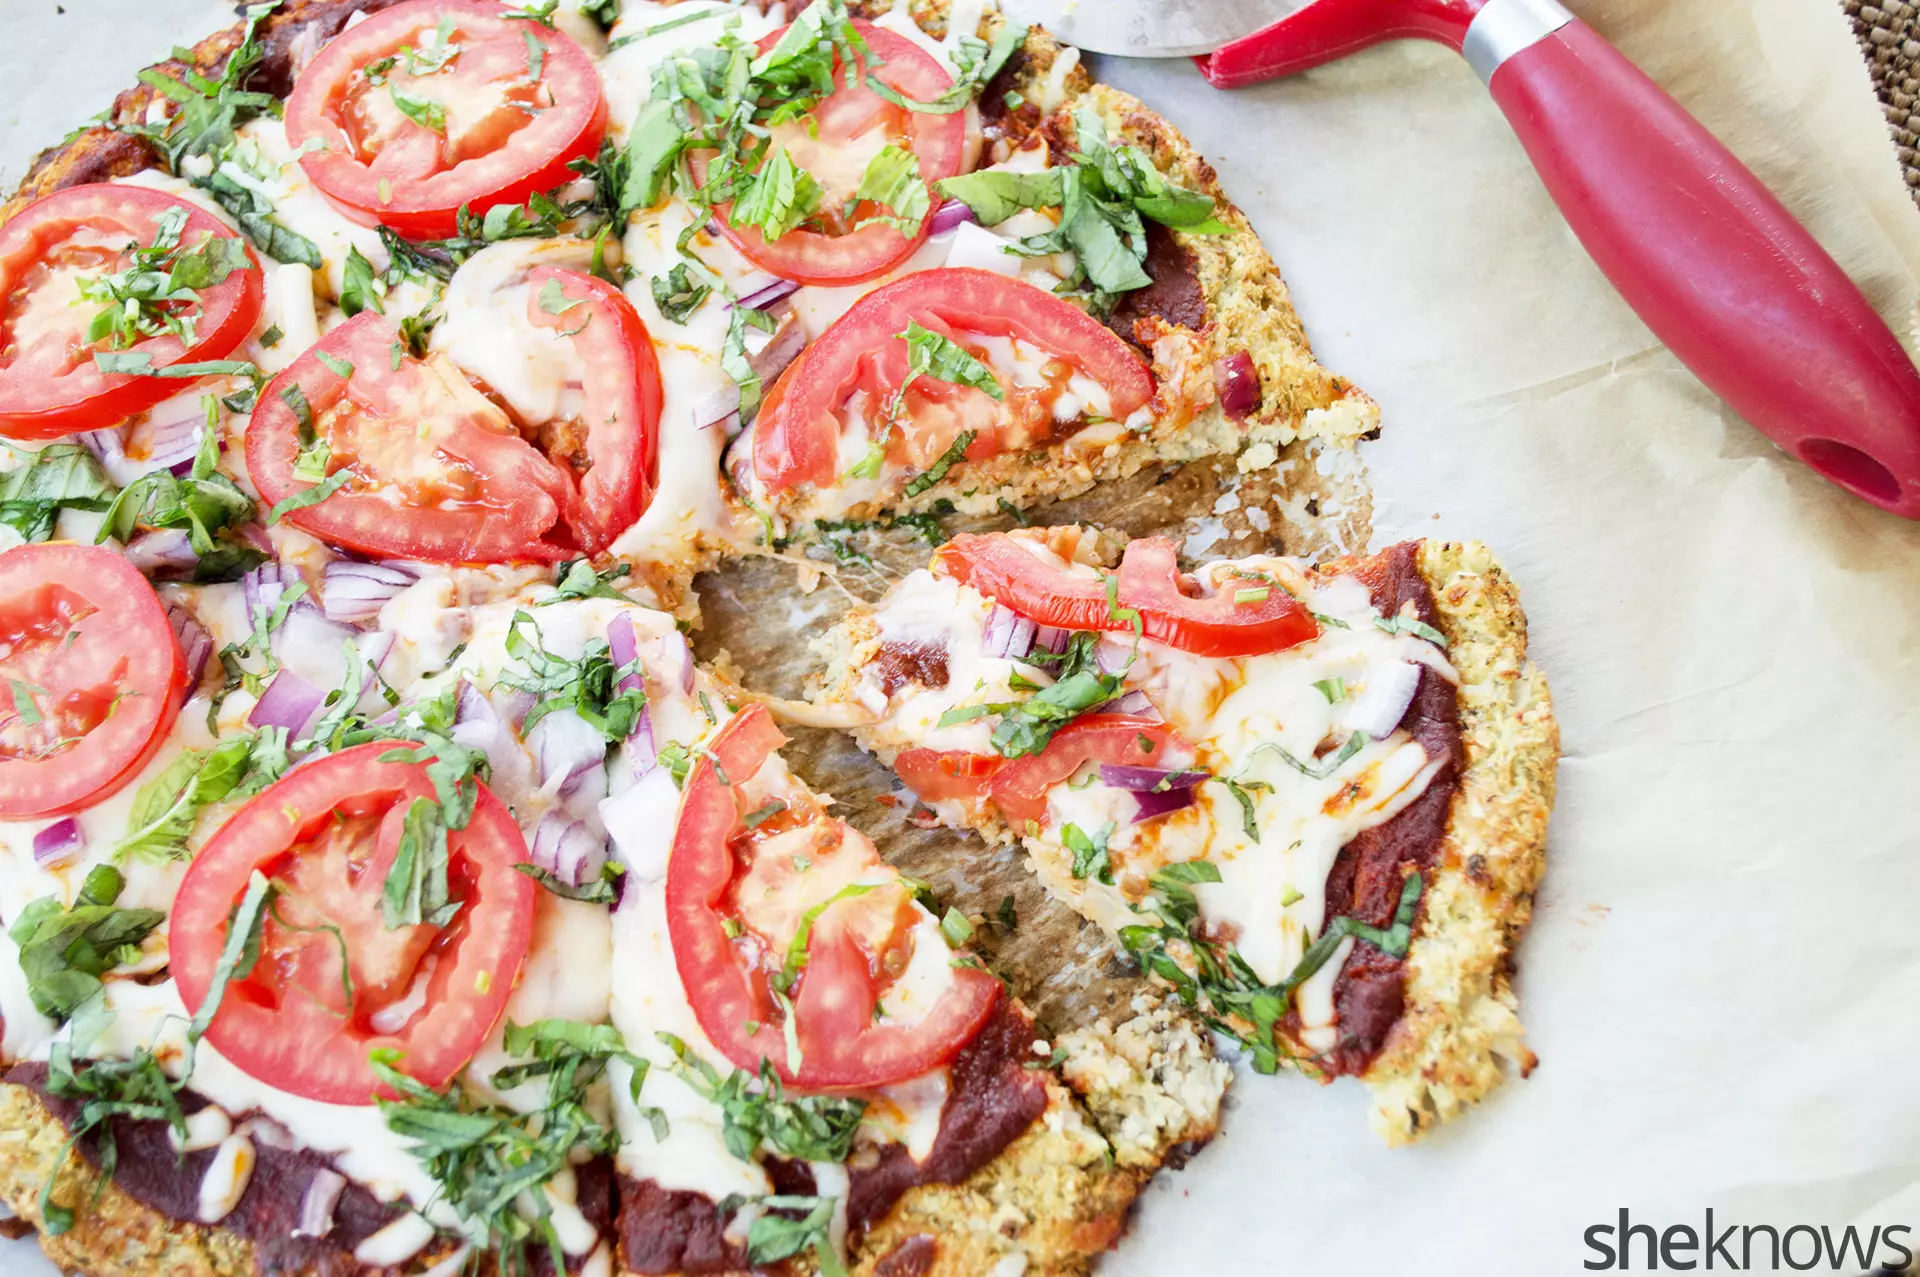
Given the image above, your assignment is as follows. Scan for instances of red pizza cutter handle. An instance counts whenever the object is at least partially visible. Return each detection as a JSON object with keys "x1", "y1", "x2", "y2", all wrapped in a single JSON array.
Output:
[{"x1": 1197, "y1": 0, "x2": 1920, "y2": 518}]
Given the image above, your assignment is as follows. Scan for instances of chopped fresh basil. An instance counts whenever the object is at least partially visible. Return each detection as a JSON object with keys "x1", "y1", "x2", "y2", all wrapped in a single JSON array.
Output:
[
  {"x1": 0, "y1": 444, "x2": 115, "y2": 543},
  {"x1": 545, "y1": 557, "x2": 635, "y2": 603},
  {"x1": 498, "y1": 609, "x2": 647, "y2": 742},
  {"x1": 8, "y1": 866, "x2": 165, "y2": 1024},
  {"x1": 1375, "y1": 613, "x2": 1449, "y2": 647},
  {"x1": 901, "y1": 429, "x2": 976, "y2": 500},
  {"x1": 339, "y1": 246, "x2": 385, "y2": 317},
  {"x1": 851, "y1": 144, "x2": 930, "y2": 234},
  {"x1": 731, "y1": 147, "x2": 824, "y2": 242},
  {"x1": 107, "y1": 732, "x2": 286, "y2": 861},
  {"x1": 649, "y1": 260, "x2": 712, "y2": 324},
  {"x1": 1062, "y1": 822, "x2": 1114, "y2": 884},
  {"x1": 939, "y1": 905, "x2": 975, "y2": 947}
]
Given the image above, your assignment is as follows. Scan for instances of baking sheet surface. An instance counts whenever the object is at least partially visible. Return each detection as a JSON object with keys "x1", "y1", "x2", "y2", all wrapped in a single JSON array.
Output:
[{"x1": 6, "y1": 0, "x2": 1920, "y2": 1272}]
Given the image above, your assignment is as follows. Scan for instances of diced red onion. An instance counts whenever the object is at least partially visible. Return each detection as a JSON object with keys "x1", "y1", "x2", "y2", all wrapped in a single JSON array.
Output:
[
  {"x1": 533, "y1": 711, "x2": 607, "y2": 797},
  {"x1": 1098, "y1": 764, "x2": 1208, "y2": 792},
  {"x1": 1094, "y1": 639, "x2": 1133, "y2": 675},
  {"x1": 530, "y1": 812, "x2": 606, "y2": 887},
  {"x1": 321, "y1": 560, "x2": 418, "y2": 625},
  {"x1": 249, "y1": 670, "x2": 325, "y2": 734},
  {"x1": 625, "y1": 705, "x2": 657, "y2": 775},
  {"x1": 1031, "y1": 625, "x2": 1066, "y2": 654},
  {"x1": 1346, "y1": 660, "x2": 1422, "y2": 739},
  {"x1": 293, "y1": 1168, "x2": 346, "y2": 1239},
  {"x1": 1109, "y1": 689, "x2": 1160, "y2": 719},
  {"x1": 81, "y1": 410, "x2": 201, "y2": 487},
  {"x1": 929, "y1": 199, "x2": 976, "y2": 234},
  {"x1": 606, "y1": 616, "x2": 659, "y2": 774},
  {"x1": 241, "y1": 563, "x2": 298, "y2": 630},
  {"x1": 664, "y1": 628, "x2": 696, "y2": 694},
  {"x1": 493, "y1": 686, "x2": 536, "y2": 728},
  {"x1": 749, "y1": 313, "x2": 807, "y2": 389},
  {"x1": 451, "y1": 681, "x2": 530, "y2": 809},
  {"x1": 981, "y1": 605, "x2": 1037, "y2": 660},
  {"x1": 607, "y1": 615, "x2": 642, "y2": 694},
  {"x1": 164, "y1": 602, "x2": 213, "y2": 701},
  {"x1": 693, "y1": 383, "x2": 741, "y2": 433},
  {"x1": 1214, "y1": 351, "x2": 1260, "y2": 421},
  {"x1": 126, "y1": 529, "x2": 200, "y2": 575},
  {"x1": 733, "y1": 277, "x2": 800, "y2": 311},
  {"x1": 1132, "y1": 785, "x2": 1198, "y2": 823},
  {"x1": 32, "y1": 817, "x2": 85, "y2": 867}
]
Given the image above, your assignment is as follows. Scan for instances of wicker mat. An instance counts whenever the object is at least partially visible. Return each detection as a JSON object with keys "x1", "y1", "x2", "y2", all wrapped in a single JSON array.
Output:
[{"x1": 1847, "y1": 0, "x2": 1920, "y2": 197}]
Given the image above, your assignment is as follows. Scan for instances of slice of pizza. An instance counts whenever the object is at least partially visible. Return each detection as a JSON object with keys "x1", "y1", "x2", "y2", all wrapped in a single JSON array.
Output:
[
  {"x1": 814, "y1": 525, "x2": 1559, "y2": 1142},
  {"x1": 0, "y1": 557, "x2": 1185, "y2": 1277}
]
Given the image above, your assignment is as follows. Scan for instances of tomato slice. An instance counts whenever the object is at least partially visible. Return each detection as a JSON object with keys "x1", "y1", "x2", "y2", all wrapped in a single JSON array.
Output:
[
  {"x1": 936, "y1": 531, "x2": 1323, "y2": 659},
  {"x1": 934, "y1": 531, "x2": 1114, "y2": 633},
  {"x1": 1116, "y1": 538, "x2": 1321, "y2": 659},
  {"x1": 690, "y1": 22, "x2": 966, "y2": 286},
  {"x1": 754, "y1": 268, "x2": 1154, "y2": 494},
  {"x1": 248, "y1": 309, "x2": 645, "y2": 563},
  {"x1": 666, "y1": 705, "x2": 1000, "y2": 1089},
  {"x1": 170, "y1": 743, "x2": 536, "y2": 1105},
  {"x1": 285, "y1": 0, "x2": 607, "y2": 239},
  {"x1": 893, "y1": 748, "x2": 1004, "y2": 805},
  {"x1": 0, "y1": 184, "x2": 263, "y2": 440},
  {"x1": 523, "y1": 265, "x2": 662, "y2": 553},
  {"x1": 987, "y1": 716, "x2": 1188, "y2": 828},
  {"x1": 0, "y1": 545, "x2": 184, "y2": 819}
]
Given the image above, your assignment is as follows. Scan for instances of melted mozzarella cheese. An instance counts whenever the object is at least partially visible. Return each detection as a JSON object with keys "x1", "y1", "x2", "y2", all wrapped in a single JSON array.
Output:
[{"x1": 431, "y1": 239, "x2": 595, "y2": 427}]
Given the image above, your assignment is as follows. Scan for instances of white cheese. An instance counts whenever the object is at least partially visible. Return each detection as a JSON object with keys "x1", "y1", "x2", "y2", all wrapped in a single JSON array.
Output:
[
  {"x1": 431, "y1": 238, "x2": 596, "y2": 427},
  {"x1": 195, "y1": 1132, "x2": 256, "y2": 1224}
]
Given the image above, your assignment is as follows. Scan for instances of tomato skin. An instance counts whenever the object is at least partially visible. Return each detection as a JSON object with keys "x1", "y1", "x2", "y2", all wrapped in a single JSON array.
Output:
[
  {"x1": 987, "y1": 716, "x2": 1187, "y2": 828},
  {"x1": 0, "y1": 545, "x2": 185, "y2": 819},
  {"x1": 893, "y1": 748, "x2": 1004, "y2": 805},
  {"x1": 1116, "y1": 537, "x2": 1321, "y2": 659},
  {"x1": 667, "y1": 706, "x2": 1000, "y2": 1089},
  {"x1": 247, "y1": 311, "x2": 581, "y2": 563},
  {"x1": 170, "y1": 743, "x2": 536, "y2": 1106},
  {"x1": 523, "y1": 266, "x2": 662, "y2": 553},
  {"x1": 753, "y1": 268, "x2": 1154, "y2": 494},
  {"x1": 934, "y1": 532, "x2": 1115, "y2": 633},
  {"x1": 285, "y1": 0, "x2": 607, "y2": 239},
  {"x1": 0, "y1": 185, "x2": 263, "y2": 440},
  {"x1": 694, "y1": 23, "x2": 966, "y2": 286},
  {"x1": 936, "y1": 531, "x2": 1322, "y2": 659}
]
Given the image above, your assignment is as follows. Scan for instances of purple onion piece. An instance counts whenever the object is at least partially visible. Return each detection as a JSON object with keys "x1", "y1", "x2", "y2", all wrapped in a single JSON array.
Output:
[
  {"x1": 1099, "y1": 763, "x2": 1208, "y2": 792},
  {"x1": 1346, "y1": 660, "x2": 1422, "y2": 740},
  {"x1": 534, "y1": 711, "x2": 607, "y2": 795},
  {"x1": 1213, "y1": 351, "x2": 1260, "y2": 421},
  {"x1": 734, "y1": 277, "x2": 800, "y2": 311},
  {"x1": 493, "y1": 686, "x2": 536, "y2": 729},
  {"x1": 1132, "y1": 785, "x2": 1198, "y2": 823},
  {"x1": 249, "y1": 670, "x2": 325, "y2": 735},
  {"x1": 292, "y1": 1168, "x2": 345, "y2": 1239},
  {"x1": 321, "y1": 560, "x2": 418, "y2": 625},
  {"x1": 607, "y1": 615, "x2": 642, "y2": 695},
  {"x1": 163, "y1": 602, "x2": 213, "y2": 701},
  {"x1": 981, "y1": 605, "x2": 1014, "y2": 659},
  {"x1": 692, "y1": 383, "x2": 741, "y2": 432},
  {"x1": 529, "y1": 813, "x2": 606, "y2": 886},
  {"x1": 1031, "y1": 625, "x2": 1066, "y2": 654},
  {"x1": 665, "y1": 629, "x2": 696, "y2": 694},
  {"x1": 1109, "y1": 689, "x2": 1160, "y2": 719},
  {"x1": 627, "y1": 703, "x2": 657, "y2": 776},
  {"x1": 929, "y1": 199, "x2": 976, "y2": 234},
  {"x1": 32, "y1": 818, "x2": 85, "y2": 867},
  {"x1": 273, "y1": 606, "x2": 363, "y2": 694},
  {"x1": 748, "y1": 313, "x2": 807, "y2": 388},
  {"x1": 240, "y1": 563, "x2": 296, "y2": 631},
  {"x1": 125, "y1": 529, "x2": 199, "y2": 576}
]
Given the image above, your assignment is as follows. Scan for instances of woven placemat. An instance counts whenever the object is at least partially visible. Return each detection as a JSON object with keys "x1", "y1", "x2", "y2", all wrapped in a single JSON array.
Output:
[{"x1": 1846, "y1": 0, "x2": 1920, "y2": 196}]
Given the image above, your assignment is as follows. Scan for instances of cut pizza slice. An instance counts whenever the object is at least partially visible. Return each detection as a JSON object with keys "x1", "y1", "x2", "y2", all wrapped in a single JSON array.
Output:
[
  {"x1": 0, "y1": 567, "x2": 1205, "y2": 1277},
  {"x1": 814, "y1": 525, "x2": 1559, "y2": 1142}
]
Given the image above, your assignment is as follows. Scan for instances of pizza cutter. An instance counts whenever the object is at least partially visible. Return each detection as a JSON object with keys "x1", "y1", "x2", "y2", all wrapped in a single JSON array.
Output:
[{"x1": 1003, "y1": 0, "x2": 1920, "y2": 520}]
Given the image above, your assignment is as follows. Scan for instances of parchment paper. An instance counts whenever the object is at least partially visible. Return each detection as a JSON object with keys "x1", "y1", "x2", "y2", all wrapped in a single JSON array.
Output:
[{"x1": 6, "y1": 1, "x2": 1920, "y2": 1272}]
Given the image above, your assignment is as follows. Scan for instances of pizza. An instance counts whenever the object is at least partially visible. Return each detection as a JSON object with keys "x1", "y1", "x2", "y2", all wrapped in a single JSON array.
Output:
[
  {"x1": 0, "y1": 0, "x2": 1556, "y2": 1273},
  {"x1": 811, "y1": 528, "x2": 1557, "y2": 1142}
]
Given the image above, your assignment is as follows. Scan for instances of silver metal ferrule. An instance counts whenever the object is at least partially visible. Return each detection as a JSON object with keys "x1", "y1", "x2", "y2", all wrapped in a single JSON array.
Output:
[{"x1": 1463, "y1": 0, "x2": 1575, "y2": 83}]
